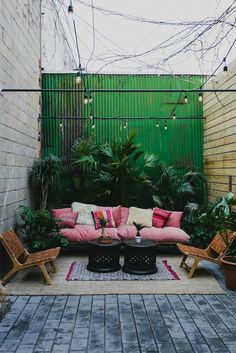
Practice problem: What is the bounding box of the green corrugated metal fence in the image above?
[42,73,204,171]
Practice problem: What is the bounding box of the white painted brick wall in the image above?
[0,0,41,232]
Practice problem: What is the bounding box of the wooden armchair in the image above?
[0,229,60,285]
[177,231,236,278]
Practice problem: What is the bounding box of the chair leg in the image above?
[180,255,188,268]
[188,258,200,279]
[50,261,57,273]
[38,264,52,285]
[1,268,17,284]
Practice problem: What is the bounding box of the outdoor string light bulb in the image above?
[68,0,73,14]
[90,114,93,120]
[172,112,176,120]
[223,58,228,76]
[184,95,188,104]
[92,121,95,129]
[89,96,93,104]
[59,121,63,128]
[124,120,127,129]
[75,72,82,85]
[164,121,168,130]
[84,96,89,104]
[198,93,203,102]
[156,121,159,128]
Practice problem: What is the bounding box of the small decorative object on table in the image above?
[98,217,112,244]
[133,222,145,244]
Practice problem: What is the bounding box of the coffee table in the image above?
[87,240,121,273]
[122,239,159,275]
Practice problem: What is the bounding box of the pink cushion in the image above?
[92,210,115,229]
[97,205,121,226]
[61,225,120,242]
[117,225,189,243]
[52,208,72,219]
[120,207,129,225]
[153,208,171,228]
[57,213,78,228]
[165,211,183,228]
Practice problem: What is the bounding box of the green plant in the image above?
[133,222,145,236]
[201,192,236,259]
[17,206,69,251]
[99,217,108,228]
[151,162,206,211]
[71,130,156,206]
[31,155,62,209]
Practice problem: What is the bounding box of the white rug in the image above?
[5,254,224,295]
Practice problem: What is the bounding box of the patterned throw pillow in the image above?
[72,202,97,225]
[153,208,172,228]
[57,213,78,228]
[91,210,116,230]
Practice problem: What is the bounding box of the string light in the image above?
[59,121,63,128]
[92,121,95,129]
[89,96,93,104]
[68,0,73,14]
[198,93,203,102]
[164,121,167,130]
[156,121,159,128]
[75,72,82,85]
[84,96,89,104]
[90,114,93,120]
[223,57,228,76]
[184,95,188,104]
[124,120,127,129]
[172,112,176,120]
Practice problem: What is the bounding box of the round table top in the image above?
[123,239,158,248]
[88,239,121,247]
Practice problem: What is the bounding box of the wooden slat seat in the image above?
[177,231,236,278]
[0,229,60,285]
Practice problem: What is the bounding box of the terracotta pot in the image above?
[221,257,236,291]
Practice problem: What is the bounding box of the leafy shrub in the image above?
[17,206,69,251]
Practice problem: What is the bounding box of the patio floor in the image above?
[1,262,236,353]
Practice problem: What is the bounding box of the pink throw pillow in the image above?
[52,208,72,219]
[57,212,78,228]
[96,205,121,227]
[165,211,183,228]
[120,207,129,225]
[92,210,116,230]
[153,208,171,228]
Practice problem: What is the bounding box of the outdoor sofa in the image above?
[52,203,190,245]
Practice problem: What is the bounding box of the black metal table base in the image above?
[87,240,121,273]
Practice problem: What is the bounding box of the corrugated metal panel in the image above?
[42,73,204,171]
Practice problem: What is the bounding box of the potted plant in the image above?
[202,192,236,291]
[98,217,112,244]
[133,222,145,243]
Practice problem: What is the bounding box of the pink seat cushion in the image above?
[165,211,183,228]
[61,225,120,242]
[117,225,189,243]
[120,207,129,225]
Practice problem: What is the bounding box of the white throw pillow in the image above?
[127,207,153,228]
[72,202,97,225]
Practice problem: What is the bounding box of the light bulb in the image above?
[89,96,93,104]
[84,96,88,104]
[90,114,93,120]
[184,95,188,104]
[156,121,159,128]
[198,93,203,102]
[173,112,176,120]
[124,121,127,129]
[164,122,167,130]
[68,4,73,14]
[223,65,228,76]
[76,72,81,85]
[59,122,63,128]
[92,122,95,129]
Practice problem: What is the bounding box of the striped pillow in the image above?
[153,208,171,228]
[92,210,116,230]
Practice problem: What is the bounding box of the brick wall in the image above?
[0,0,41,232]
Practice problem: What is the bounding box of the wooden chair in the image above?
[0,229,60,285]
[177,231,236,278]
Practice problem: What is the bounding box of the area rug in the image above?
[5,255,225,295]
[66,260,180,281]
